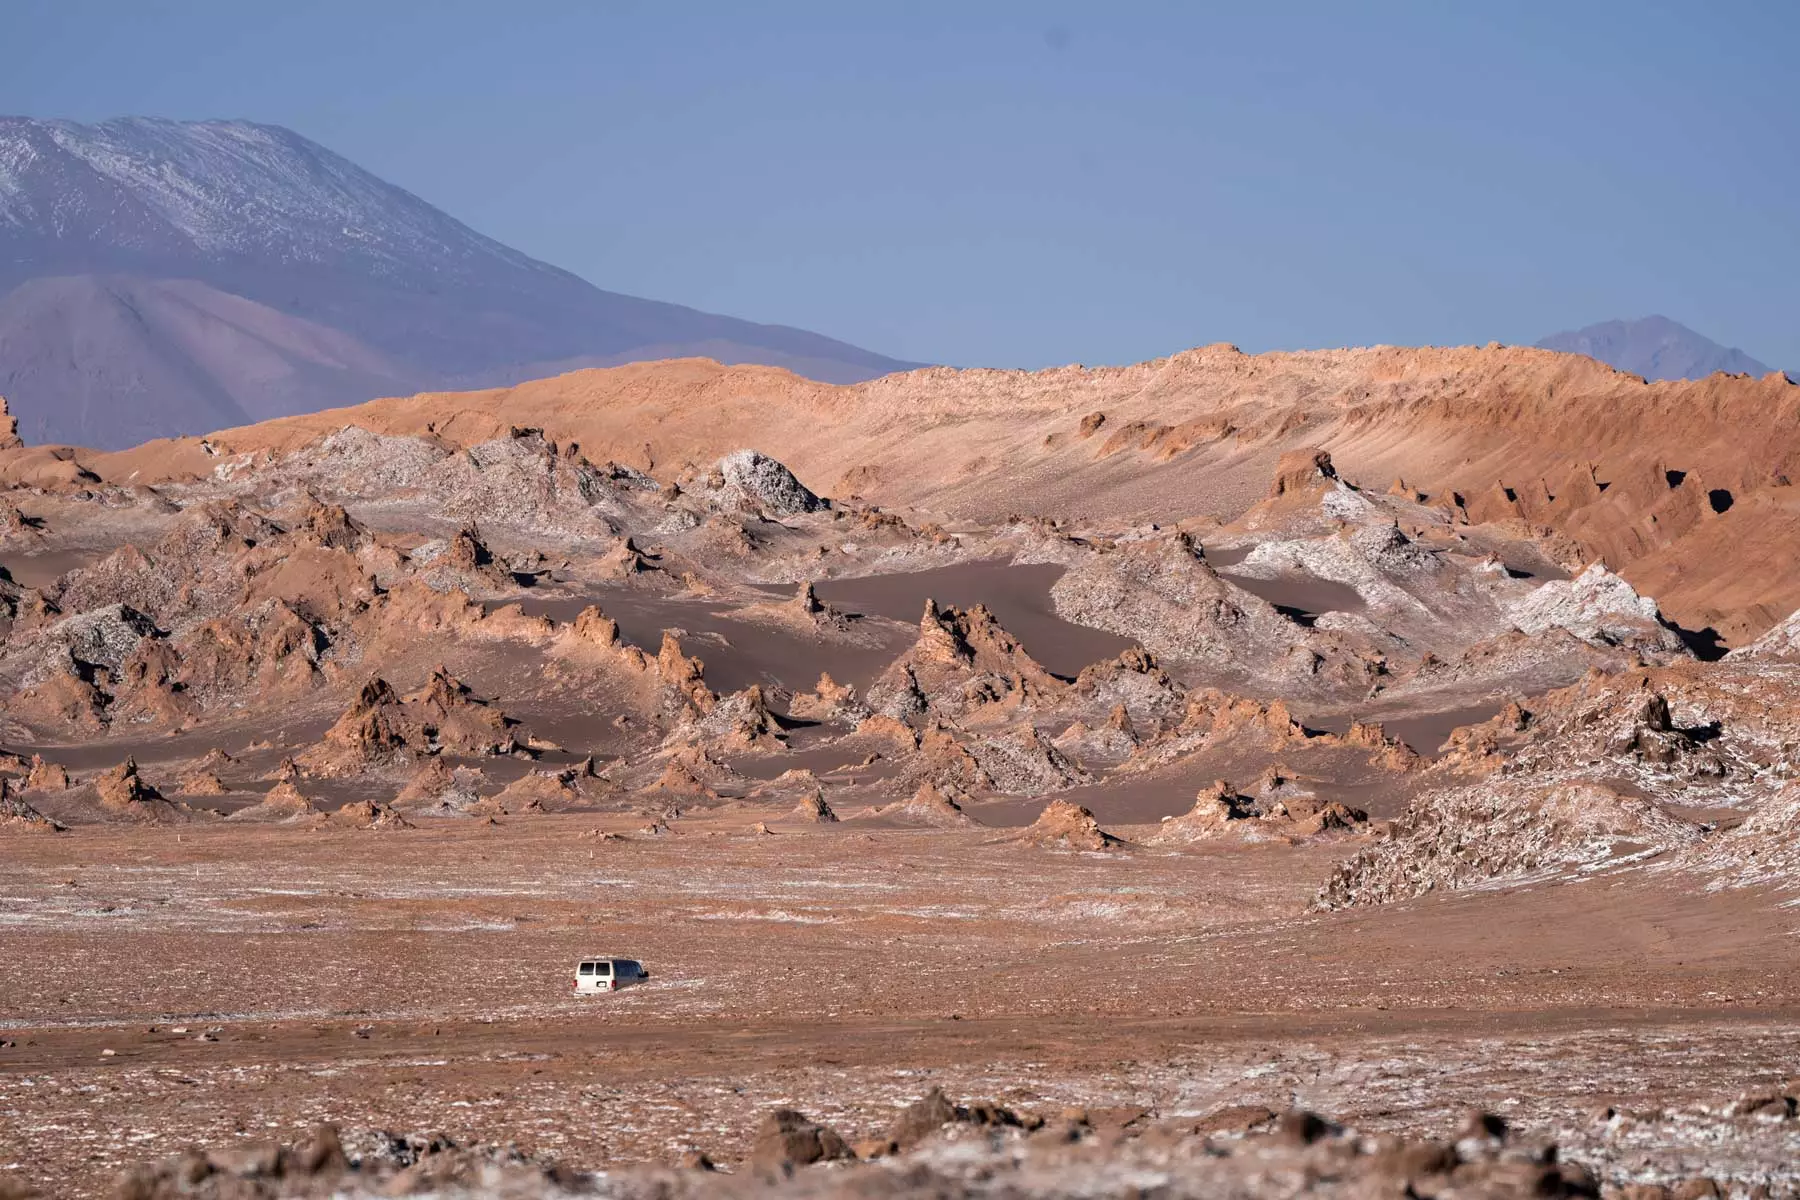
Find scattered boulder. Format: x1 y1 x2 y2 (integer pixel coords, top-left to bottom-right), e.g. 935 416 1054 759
750 1108 851 1177
886 1087 1028 1151
109 1121 593 1197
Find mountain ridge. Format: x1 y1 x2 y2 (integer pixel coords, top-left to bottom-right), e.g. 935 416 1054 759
1536 315 1774 382
27 340 1797 647
0 116 918 448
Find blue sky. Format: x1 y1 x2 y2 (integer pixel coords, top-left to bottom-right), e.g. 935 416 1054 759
6 1 1795 369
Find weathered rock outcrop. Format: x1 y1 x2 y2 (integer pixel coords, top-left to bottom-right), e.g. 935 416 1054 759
1013 799 1124 851
715 450 827 515
299 669 524 775
1506 562 1686 654
1316 781 1701 909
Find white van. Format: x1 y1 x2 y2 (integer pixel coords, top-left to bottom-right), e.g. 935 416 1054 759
574 957 648 994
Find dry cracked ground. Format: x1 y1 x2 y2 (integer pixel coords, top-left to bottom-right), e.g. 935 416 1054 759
0 388 1797 1198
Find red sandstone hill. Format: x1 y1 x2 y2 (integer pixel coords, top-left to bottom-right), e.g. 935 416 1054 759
8 342 1798 643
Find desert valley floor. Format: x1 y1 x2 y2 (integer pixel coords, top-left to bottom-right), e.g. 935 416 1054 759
1 348 1799 1196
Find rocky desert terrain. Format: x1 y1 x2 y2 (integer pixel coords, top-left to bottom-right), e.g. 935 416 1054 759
1 347 1798 1198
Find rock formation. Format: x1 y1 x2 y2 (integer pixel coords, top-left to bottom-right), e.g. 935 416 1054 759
1013 799 1124 851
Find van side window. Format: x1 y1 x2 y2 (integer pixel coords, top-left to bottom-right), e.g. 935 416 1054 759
621 961 640 976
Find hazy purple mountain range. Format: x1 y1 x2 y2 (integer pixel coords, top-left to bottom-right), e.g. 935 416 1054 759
0 117 916 449
1536 315 1777 382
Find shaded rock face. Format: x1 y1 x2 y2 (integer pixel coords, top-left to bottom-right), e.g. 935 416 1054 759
96 758 161 811
917 601 1057 682
306 677 412 770
45 603 159 680
688 684 785 750
294 499 370 552
971 726 1086 795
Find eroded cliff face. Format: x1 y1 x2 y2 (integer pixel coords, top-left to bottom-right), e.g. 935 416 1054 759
23 342 1795 642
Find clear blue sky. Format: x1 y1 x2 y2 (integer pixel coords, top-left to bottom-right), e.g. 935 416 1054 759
6 0 1795 369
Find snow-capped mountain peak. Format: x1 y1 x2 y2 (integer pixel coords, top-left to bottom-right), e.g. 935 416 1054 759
0 115 915 450
0 116 550 281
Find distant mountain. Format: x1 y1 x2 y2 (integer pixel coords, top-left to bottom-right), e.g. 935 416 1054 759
0 116 918 448
1536 316 1772 382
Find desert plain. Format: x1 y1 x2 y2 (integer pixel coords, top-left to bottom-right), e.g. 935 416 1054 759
1 346 1798 1197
